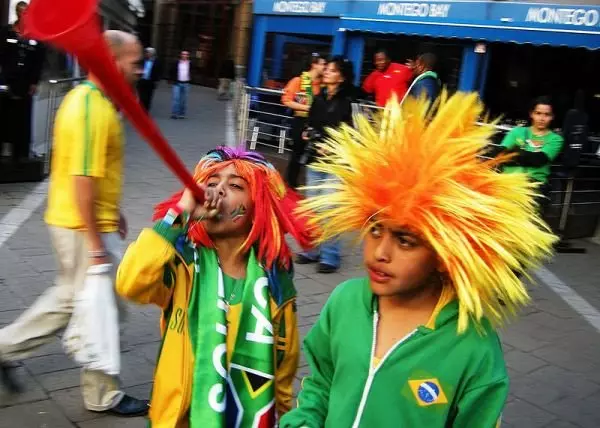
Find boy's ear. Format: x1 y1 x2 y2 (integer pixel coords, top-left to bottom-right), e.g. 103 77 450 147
436 258 447 273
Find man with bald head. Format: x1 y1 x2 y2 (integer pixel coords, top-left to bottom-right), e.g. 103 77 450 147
0 31 148 417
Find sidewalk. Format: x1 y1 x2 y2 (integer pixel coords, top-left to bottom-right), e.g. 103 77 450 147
0 85 599 427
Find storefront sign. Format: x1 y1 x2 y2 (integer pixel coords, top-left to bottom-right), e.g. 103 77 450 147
254 0 348 16
254 0 600 40
349 1 600 33
376 2 451 19
525 7 600 27
272 1 327 14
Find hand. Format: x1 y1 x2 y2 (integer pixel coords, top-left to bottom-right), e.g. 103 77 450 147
405 59 416 70
301 131 310 141
177 184 223 220
119 212 128 239
29 84 37 96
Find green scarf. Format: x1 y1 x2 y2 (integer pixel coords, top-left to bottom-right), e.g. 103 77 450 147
413 70 439 86
297 71 314 118
188 247 276 427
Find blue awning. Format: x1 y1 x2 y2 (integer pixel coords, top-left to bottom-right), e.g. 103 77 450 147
254 1 600 50
340 17 600 50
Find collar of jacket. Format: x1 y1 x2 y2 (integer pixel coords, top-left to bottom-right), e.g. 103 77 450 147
414 70 439 84
361 278 459 331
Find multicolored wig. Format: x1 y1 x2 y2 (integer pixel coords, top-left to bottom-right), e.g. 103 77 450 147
298 92 558 332
154 147 314 270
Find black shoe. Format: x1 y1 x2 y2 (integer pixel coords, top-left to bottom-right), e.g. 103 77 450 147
0 360 22 393
99 395 149 417
170 115 178 119
295 254 318 265
317 263 338 274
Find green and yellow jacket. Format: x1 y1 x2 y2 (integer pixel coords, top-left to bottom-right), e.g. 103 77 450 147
116 222 299 427
281 278 508 428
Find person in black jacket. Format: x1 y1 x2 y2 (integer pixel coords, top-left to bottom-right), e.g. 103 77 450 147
561 89 589 171
0 1 45 164
296 56 356 274
137 47 162 112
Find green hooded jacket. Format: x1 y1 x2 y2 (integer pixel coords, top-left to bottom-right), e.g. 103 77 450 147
281 278 508 428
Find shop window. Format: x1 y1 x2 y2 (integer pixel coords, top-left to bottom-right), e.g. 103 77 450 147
264 33 332 83
156 2 237 87
485 43 600 134
362 35 463 93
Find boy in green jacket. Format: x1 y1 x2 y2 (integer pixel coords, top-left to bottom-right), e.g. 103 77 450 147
281 93 557 427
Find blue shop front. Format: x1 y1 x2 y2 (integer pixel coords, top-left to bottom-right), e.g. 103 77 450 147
248 0 600 126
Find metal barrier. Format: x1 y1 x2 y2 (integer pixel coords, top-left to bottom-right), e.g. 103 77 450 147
235 86 293 154
235 86 600 239
234 87 515 153
36 77 86 175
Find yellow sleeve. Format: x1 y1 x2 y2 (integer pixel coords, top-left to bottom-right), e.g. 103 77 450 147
116 226 181 309
68 90 110 178
274 300 300 417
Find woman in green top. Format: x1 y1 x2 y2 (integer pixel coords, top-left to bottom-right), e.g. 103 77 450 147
280 93 556 427
495 96 564 214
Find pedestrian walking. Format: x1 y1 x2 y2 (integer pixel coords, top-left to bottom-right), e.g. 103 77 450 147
281 93 557 428
362 48 412 107
0 30 149 417
281 53 325 188
137 47 161 112
117 147 313 426
170 50 191 119
0 1 45 164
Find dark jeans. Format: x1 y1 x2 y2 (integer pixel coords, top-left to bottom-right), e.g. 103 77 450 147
286 116 308 189
137 79 156 112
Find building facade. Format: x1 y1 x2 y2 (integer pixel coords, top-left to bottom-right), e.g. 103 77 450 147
247 0 600 239
2 0 142 79
100 0 143 32
248 0 600 127
137 0 252 86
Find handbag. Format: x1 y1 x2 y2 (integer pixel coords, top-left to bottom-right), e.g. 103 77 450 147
63 263 121 376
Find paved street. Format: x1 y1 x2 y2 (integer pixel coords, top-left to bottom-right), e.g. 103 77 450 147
1 85 599 427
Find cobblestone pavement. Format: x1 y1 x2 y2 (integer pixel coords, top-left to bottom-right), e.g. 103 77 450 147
1 85 599 427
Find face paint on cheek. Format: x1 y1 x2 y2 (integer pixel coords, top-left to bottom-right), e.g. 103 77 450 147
230 204 247 222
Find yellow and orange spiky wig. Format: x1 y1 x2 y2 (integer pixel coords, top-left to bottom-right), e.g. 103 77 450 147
298 92 558 332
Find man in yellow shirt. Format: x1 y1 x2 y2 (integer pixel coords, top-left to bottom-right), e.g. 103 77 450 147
0 31 148 417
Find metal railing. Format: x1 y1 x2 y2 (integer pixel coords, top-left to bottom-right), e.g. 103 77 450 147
235 86 293 154
37 77 87 175
233 86 527 153
235 86 600 239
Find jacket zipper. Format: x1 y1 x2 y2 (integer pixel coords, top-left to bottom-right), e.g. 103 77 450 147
351 311 417 428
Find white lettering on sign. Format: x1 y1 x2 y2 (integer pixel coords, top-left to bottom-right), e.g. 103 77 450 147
273 1 327 14
377 2 451 19
525 7 600 27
